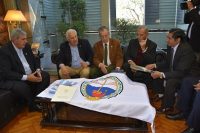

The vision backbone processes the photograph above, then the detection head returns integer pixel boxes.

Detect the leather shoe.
[29,103,42,112]
[181,127,198,133]
[151,94,163,102]
[166,112,184,120]
[156,107,174,114]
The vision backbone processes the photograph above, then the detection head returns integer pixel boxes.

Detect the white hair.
[65,29,77,39]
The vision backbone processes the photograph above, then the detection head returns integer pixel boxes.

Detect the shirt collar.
[12,42,22,53]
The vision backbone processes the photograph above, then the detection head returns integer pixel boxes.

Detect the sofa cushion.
[0,89,24,128]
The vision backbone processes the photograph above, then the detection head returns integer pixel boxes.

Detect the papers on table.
[51,85,77,103]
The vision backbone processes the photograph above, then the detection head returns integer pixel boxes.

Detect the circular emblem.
[80,76,123,100]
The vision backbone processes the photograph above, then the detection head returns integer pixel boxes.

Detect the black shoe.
[156,107,174,114]
[29,103,42,112]
[151,94,163,102]
[166,112,184,120]
[181,128,196,133]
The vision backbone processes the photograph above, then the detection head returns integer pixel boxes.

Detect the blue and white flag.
[38,73,156,130]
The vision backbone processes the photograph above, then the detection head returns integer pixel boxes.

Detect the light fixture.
[4,10,27,39]
[4,10,27,22]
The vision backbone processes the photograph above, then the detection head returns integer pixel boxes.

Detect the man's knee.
[42,71,50,83]
[80,67,90,78]
[59,68,70,79]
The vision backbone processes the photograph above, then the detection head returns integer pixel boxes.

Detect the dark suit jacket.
[57,39,93,67]
[93,38,123,68]
[0,41,40,81]
[126,38,157,66]
[184,8,200,52]
[156,42,196,79]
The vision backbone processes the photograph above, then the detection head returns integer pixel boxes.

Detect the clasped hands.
[27,69,42,82]
[60,61,89,76]
[99,63,120,74]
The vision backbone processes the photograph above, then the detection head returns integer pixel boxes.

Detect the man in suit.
[57,29,93,79]
[91,26,123,78]
[123,25,157,86]
[166,58,200,133]
[184,0,200,61]
[0,28,50,111]
[146,28,196,114]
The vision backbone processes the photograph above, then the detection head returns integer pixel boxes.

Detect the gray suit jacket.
[156,42,196,79]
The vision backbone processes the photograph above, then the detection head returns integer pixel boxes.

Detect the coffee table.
[36,97,148,132]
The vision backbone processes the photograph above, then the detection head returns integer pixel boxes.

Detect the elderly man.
[57,29,93,79]
[146,28,196,114]
[90,26,123,78]
[0,28,50,112]
[123,25,157,87]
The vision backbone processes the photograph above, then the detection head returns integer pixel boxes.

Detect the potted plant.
[113,18,138,46]
[57,0,86,39]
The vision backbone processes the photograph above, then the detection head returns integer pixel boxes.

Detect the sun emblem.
[80,76,123,100]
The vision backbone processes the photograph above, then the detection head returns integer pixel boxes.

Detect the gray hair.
[10,28,27,40]
[65,29,77,39]
[137,25,149,33]
[98,26,109,34]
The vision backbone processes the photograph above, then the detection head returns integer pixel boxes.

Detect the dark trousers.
[0,71,50,107]
[123,63,153,88]
[153,78,181,108]
[187,92,200,130]
[89,65,115,79]
[176,76,200,130]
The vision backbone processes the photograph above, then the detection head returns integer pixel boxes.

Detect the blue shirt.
[70,45,82,68]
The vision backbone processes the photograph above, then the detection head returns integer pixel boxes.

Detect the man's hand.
[145,64,156,70]
[99,63,108,74]
[27,71,42,82]
[194,83,200,91]
[128,60,136,73]
[80,61,89,68]
[60,66,69,76]
[151,71,162,79]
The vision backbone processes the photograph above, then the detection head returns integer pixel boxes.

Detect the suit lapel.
[8,43,25,73]
[172,44,181,67]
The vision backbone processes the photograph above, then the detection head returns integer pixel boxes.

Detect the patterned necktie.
[104,44,108,65]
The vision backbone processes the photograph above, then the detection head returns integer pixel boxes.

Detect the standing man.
[0,28,50,111]
[123,25,157,86]
[91,26,123,78]
[146,28,196,113]
[57,29,93,79]
[184,0,200,61]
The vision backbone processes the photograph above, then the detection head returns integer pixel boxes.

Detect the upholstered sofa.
[0,89,24,128]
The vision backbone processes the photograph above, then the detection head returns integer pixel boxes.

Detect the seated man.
[90,26,123,78]
[0,28,50,112]
[57,29,93,79]
[146,28,196,114]
[166,76,200,133]
[123,25,157,87]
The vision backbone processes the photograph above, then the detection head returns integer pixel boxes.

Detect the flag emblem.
[80,76,123,100]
